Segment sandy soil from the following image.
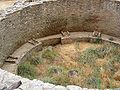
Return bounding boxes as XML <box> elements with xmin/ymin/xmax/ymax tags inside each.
<box><xmin>54</xmin><ymin>42</ymin><xmax>102</xmax><ymax>68</ymax></box>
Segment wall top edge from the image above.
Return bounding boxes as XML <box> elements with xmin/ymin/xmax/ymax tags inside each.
<box><xmin>0</xmin><ymin>0</ymin><xmax>120</xmax><ymax>22</ymax></box>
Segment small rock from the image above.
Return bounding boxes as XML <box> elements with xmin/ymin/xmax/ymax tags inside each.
<box><xmin>53</xmin><ymin>85</ymin><xmax>67</xmax><ymax>90</ymax></box>
<box><xmin>68</xmin><ymin>70</ymin><xmax>78</xmax><ymax>77</ymax></box>
<box><xmin>52</xmin><ymin>68</ymin><xmax>62</xmax><ymax>75</ymax></box>
<box><xmin>20</xmin><ymin>77</ymin><xmax>31</xmax><ymax>84</ymax></box>
<box><xmin>2</xmin><ymin>72</ymin><xmax>21</xmax><ymax>87</ymax></box>
<box><xmin>43</xmin><ymin>83</ymin><xmax>55</xmax><ymax>90</ymax></box>
<box><xmin>19</xmin><ymin>80</ymin><xmax>43</xmax><ymax>90</ymax></box>
<box><xmin>47</xmin><ymin>46</ymin><xmax>53</xmax><ymax>51</ymax></box>
<box><xmin>5</xmin><ymin>81</ymin><xmax>22</xmax><ymax>90</ymax></box>
<box><xmin>0</xmin><ymin>83</ymin><xmax>7</xmax><ymax>90</ymax></box>
<box><xmin>67</xmin><ymin>85</ymin><xmax>82</xmax><ymax>90</ymax></box>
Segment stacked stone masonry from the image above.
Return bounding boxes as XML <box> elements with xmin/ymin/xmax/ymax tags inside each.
<box><xmin>0</xmin><ymin>68</ymin><xmax>111</xmax><ymax>90</ymax></box>
<box><xmin>1</xmin><ymin>0</ymin><xmax>120</xmax><ymax>66</ymax></box>
<box><xmin>1</xmin><ymin>32</ymin><xmax>120</xmax><ymax>90</ymax></box>
<box><xmin>0</xmin><ymin>0</ymin><xmax>120</xmax><ymax>89</ymax></box>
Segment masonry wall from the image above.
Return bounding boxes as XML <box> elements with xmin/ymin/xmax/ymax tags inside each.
<box><xmin>0</xmin><ymin>0</ymin><xmax>120</xmax><ymax>66</ymax></box>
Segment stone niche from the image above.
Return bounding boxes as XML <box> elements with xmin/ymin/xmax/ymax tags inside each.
<box><xmin>61</xmin><ymin>31</ymin><xmax>73</xmax><ymax>44</ymax></box>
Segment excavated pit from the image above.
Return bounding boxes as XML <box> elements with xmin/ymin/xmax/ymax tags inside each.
<box><xmin>0</xmin><ymin>0</ymin><xmax>120</xmax><ymax>89</ymax></box>
<box><xmin>17</xmin><ymin>39</ymin><xmax>120</xmax><ymax>89</ymax></box>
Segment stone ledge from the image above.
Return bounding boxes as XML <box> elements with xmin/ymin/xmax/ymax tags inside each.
<box><xmin>2</xmin><ymin>32</ymin><xmax>120</xmax><ymax>74</ymax></box>
<box><xmin>1</xmin><ymin>32</ymin><xmax>120</xmax><ymax>90</ymax></box>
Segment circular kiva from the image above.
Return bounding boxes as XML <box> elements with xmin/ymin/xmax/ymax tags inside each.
<box><xmin>0</xmin><ymin>0</ymin><xmax>120</xmax><ymax>89</ymax></box>
<box><xmin>2</xmin><ymin>31</ymin><xmax>120</xmax><ymax>90</ymax></box>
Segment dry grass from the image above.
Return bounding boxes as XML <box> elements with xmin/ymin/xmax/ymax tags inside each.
<box><xmin>18</xmin><ymin>42</ymin><xmax>120</xmax><ymax>89</ymax></box>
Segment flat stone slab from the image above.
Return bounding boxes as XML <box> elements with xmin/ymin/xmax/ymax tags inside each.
<box><xmin>2</xmin><ymin>63</ymin><xmax>17</xmax><ymax>74</ymax></box>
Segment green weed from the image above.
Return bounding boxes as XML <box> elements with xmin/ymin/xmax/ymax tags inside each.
<box><xmin>18</xmin><ymin>62</ymin><xmax>37</xmax><ymax>80</ymax></box>
<box><xmin>42</xmin><ymin>47</ymin><xmax>59</xmax><ymax>63</ymax></box>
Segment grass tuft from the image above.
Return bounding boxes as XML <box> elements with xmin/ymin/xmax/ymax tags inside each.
<box><xmin>42</xmin><ymin>47</ymin><xmax>59</xmax><ymax>63</ymax></box>
<box><xmin>46</xmin><ymin>66</ymin><xmax>64</xmax><ymax>76</ymax></box>
<box><xmin>17</xmin><ymin>62</ymin><xmax>37</xmax><ymax>80</ymax></box>
<box><xmin>42</xmin><ymin>77</ymin><xmax>57</xmax><ymax>84</ymax></box>
<box><xmin>52</xmin><ymin>74</ymin><xmax>70</xmax><ymax>86</ymax></box>
<box><xmin>79</xmin><ymin>47</ymin><xmax>99</xmax><ymax>65</ymax></box>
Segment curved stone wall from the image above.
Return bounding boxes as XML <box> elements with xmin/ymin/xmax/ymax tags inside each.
<box><xmin>0</xmin><ymin>0</ymin><xmax>120</xmax><ymax>66</ymax></box>
<box><xmin>1</xmin><ymin>32</ymin><xmax>120</xmax><ymax>90</ymax></box>
<box><xmin>0</xmin><ymin>68</ymin><xmax>90</xmax><ymax>90</ymax></box>
<box><xmin>2</xmin><ymin>31</ymin><xmax>120</xmax><ymax>73</ymax></box>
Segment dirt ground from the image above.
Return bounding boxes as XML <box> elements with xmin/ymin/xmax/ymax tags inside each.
<box><xmin>37</xmin><ymin>42</ymin><xmax>120</xmax><ymax>88</ymax></box>
<box><xmin>0</xmin><ymin>0</ymin><xmax>15</xmax><ymax>10</ymax></box>
<box><xmin>18</xmin><ymin>41</ymin><xmax>120</xmax><ymax>88</ymax></box>
<box><xmin>53</xmin><ymin>42</ymin><xmax>102</xmax><ymax>69</ymax></box>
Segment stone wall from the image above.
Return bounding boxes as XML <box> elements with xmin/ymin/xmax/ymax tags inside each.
<box><xmin>0</xmin><ymin>68</ymin><xmax>90</xmax><ymax>90</ymax></box>
<box><xmin>1</xmin><ymin>32</ymin><xmax>120</xmax><ymax>89</ymax></box>
<box><xmin>0</xmin><ymin>0</ymin><xmax>120</xmax><ymax>66</ymax></box>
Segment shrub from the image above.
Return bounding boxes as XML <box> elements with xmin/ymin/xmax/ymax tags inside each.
<box><xmin>68</xmin><ymin>68</ymin><xmax>83</xmax><ymax>75</ymax></box>
<box><xmin>26</xmin><ymin>52</ymin><xmax>43</xmax><ymax>65</ymax></box>
<box><xmin>30</xmin><ymin>54</ymin><xmax>43</xmax><ymax>65</ymax></box>
<box><xmin>42</xmin><ymin>47</ymin><xmax>59</xmax><ymax>63</ymax></box>
<box><xmin>108</xmin><ymin>44</ymin><xmax>120</xmax><ymax>55</ymax></box>
<box><xmin>79</xmin><ymin>44</ymin><xmax>120</xmax><ymax>65</ymax></box>
<box><xmin>107</xmin><ymin>55</ymin><xmax>120</xmax><ymax>75</ymax></box>
<box><xmin>95</xmin><ymin>45</ymin><xmax>111</xmax><ymax>58</ymax></box>
<box><xmin>45</xmin><ymin>66</ymin><xmax>70</xmax><ymax>86</ymax></box>
<box><xmin>92</xmin><ymin>67</ymin><xmax>100</xmax><ymax>77</ymax></box>
<box><xmin>109</xmin><ymin>55</ymin><xmax>120</xmax><ymax>63</ymax></box>
<box><xmin>52</xmin><ymin>74</ymin><xmax>70</xmax><ymax>86</ymax></box>
<box><xmin>85</xmin><ymin>76</ymin><xmax>102</xmax><ymax>89</ymax></box>
<box><xmin>47</xmin><ymin>66</ymin><xmax>64</xmax><ymax>76</ymax></box>
<box><xmin>103</xmin><ymin>62</ymin><xmax>115</xmax><ymax>75</ymax></box>
<box><xmin>17</xmin><ymin>62</ymin><xmax>37</xmax><ymax>80</ymax></box>
<box><xmin>42</xmin><ymin>77</ymin><xmax>57</xmax><ymax>84</ymax></box>
<box><xmin>101</xmin><ymin>43</ymin><xmax>120</xmax><ymax>56</ymax></box>
<box><xmin>79</xmin><ymin>47</ymin><xmax>99</xmax><ymax>64</ymax></box>
<box><xmin>93</xmin><ymin>37</ymin><xmax>102</xmax><ymax>44</ymax></box>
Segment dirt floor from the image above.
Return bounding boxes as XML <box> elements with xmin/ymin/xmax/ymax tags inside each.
<box><xmin>18</xmin><ymin>41</ymin><xmax>120</xmax><ymax>89</ymax></box>
<box><xmin>0</xmin><ymin>0</ymin><xmax>15</xmax><ymax>10</ymax></box>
